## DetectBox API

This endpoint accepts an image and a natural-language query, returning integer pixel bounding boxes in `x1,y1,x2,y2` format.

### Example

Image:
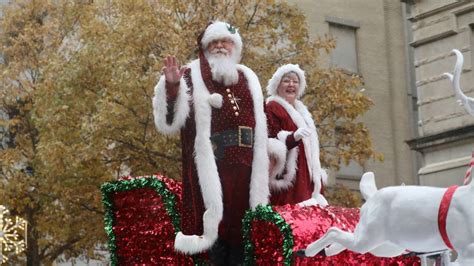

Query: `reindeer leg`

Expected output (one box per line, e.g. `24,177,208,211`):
368,242,405,257
305,227,342,257
325,243,346,256
328,228,386,255
327,241,406,258
306,227,384,257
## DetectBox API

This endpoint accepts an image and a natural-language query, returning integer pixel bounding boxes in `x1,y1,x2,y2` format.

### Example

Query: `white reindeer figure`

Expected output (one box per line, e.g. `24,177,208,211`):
301,48,474,265
302,172,474,265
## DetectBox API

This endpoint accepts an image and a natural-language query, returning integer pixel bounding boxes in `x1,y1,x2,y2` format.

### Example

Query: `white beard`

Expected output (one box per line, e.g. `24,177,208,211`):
205,49,239,86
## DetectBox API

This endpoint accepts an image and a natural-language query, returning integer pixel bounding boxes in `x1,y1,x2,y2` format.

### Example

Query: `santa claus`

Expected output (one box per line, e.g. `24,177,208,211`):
266,64,328,206
152,21,285,264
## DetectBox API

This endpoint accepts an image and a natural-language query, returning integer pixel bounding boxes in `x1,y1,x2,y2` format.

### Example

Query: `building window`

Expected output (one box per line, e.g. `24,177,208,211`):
327,16,360,74
471,24,473,71
327,17,362,185
333,125,365,187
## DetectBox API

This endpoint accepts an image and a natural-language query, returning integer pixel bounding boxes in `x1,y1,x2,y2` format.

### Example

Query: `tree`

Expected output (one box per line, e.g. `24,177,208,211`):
0,0,380,263
0,1,108,263
325,184,363,208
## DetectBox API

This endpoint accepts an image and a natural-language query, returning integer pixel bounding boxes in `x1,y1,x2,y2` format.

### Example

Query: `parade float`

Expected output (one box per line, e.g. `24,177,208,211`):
100,50,472,265
101,174,420,265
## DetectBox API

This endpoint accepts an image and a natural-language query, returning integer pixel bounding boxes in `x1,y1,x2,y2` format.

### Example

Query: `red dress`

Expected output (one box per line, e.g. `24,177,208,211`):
266,100,315,205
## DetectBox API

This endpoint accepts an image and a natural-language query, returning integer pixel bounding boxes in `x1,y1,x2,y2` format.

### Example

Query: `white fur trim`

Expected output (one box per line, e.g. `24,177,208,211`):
152,75,191,135
276,130,293,142
267,138,287,182
269,130,298,191
174,232,215,255
208,93,223,109
266,64,306,98
266,96,325,198
173,60,223,254
172,60,269,254
320,168,328,185
201,21,243,61
237,64,270,209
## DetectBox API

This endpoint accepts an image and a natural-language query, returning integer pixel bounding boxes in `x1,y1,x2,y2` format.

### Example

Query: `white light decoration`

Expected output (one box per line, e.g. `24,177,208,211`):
0,205,27,263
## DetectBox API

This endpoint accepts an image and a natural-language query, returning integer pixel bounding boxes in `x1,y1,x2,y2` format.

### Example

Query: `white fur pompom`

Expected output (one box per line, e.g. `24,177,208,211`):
208,93,223,109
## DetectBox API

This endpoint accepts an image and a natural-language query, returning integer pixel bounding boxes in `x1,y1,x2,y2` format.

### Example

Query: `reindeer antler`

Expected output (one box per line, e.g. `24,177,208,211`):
443,49,474,116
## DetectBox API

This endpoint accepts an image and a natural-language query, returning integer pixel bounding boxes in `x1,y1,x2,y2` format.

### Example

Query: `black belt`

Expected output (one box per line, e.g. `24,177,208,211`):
210,126,253,160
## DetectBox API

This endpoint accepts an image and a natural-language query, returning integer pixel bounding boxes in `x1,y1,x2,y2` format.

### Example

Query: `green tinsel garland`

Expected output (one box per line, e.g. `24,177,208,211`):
242,205,294,266
100,176,181,265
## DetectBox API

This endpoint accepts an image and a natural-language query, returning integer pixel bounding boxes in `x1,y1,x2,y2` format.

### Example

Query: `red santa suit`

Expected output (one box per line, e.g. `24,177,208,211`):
265,64,327,206
152,21,285,255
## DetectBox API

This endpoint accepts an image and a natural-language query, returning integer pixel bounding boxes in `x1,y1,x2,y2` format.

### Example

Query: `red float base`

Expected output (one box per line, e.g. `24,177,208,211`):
244,204,420,265
101,175,420,265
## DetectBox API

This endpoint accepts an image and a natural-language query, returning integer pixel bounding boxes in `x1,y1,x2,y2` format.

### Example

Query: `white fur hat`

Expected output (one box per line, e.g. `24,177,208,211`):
200,21,243,59
266,64,306,98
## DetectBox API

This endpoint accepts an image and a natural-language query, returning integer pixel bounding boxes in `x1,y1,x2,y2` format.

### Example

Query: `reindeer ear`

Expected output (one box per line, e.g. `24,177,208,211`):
360,172,377,200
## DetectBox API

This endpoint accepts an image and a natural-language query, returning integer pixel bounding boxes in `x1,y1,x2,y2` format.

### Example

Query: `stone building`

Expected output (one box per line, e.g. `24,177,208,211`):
404,0,474,187
289,0,418,189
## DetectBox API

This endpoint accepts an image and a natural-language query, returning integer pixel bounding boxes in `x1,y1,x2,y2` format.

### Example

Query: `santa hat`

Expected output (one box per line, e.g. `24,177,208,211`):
266,64,307,98
200,21,243,60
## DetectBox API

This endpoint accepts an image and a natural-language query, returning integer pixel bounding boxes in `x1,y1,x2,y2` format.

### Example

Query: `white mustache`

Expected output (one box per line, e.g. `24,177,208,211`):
210,48,229,55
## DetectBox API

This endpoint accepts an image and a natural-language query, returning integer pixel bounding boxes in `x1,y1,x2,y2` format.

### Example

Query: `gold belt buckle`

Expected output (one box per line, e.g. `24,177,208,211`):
238,126,253,148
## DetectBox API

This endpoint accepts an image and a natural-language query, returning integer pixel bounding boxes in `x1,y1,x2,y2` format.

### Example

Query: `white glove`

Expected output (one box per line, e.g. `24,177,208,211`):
294,127,311,141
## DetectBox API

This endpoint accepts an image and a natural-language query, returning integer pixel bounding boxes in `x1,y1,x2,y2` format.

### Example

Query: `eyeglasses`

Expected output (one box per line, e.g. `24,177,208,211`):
281,79,299,84
209,38,234,46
